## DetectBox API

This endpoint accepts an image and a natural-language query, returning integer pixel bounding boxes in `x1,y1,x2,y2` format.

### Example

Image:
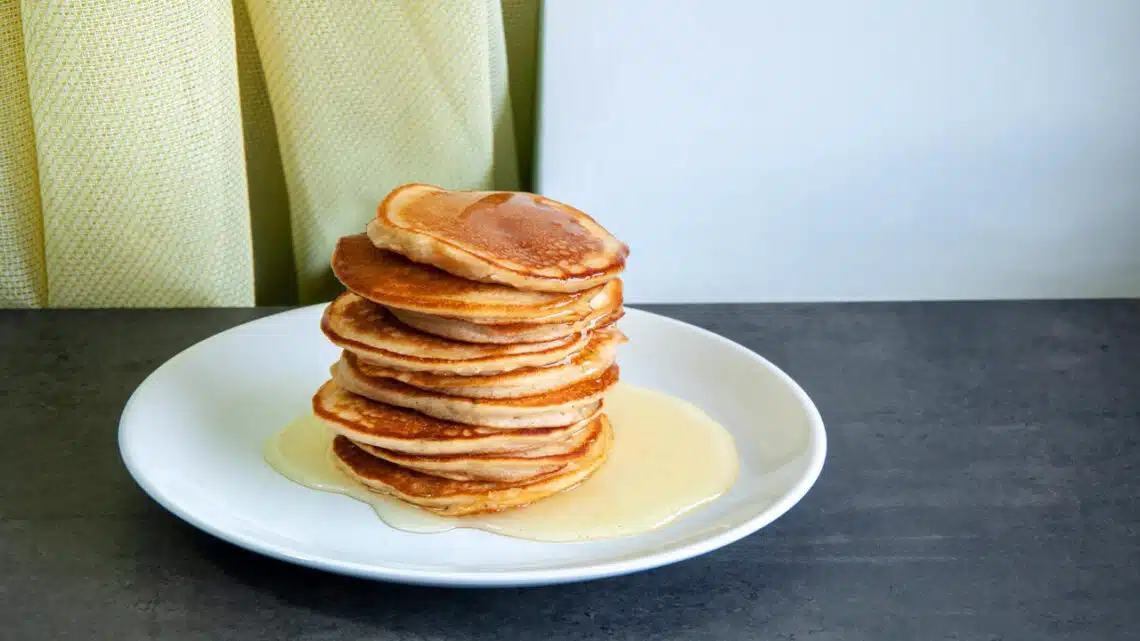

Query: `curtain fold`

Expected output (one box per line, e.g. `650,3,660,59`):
0,1,46,307
0,0,537,308
243,0,520,303
501,0,539,191
233,0,296,306
20,0,255,307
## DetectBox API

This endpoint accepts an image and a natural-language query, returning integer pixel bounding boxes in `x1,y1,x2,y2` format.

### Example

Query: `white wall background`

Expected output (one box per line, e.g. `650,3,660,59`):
535,0,1140,303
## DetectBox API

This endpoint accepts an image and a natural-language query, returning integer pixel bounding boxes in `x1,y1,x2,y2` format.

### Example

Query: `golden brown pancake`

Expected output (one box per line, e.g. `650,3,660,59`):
390,300,625,345
352,327,627,398
332,352,619,428
367,184,629,293
332,415,612,516
312,380,595,455
332,234,614,323
355,414,603,482
321,293,590,374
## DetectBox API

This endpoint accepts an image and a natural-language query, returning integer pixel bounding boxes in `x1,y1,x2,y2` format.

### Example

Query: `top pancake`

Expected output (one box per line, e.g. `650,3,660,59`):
366,184,629,292
333,234,617,323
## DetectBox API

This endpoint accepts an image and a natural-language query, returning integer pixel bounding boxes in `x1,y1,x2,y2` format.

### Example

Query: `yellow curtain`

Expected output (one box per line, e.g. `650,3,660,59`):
0,0,538,307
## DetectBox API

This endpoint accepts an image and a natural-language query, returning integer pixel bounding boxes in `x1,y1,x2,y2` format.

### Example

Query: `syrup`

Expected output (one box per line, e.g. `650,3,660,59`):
264,383,739,542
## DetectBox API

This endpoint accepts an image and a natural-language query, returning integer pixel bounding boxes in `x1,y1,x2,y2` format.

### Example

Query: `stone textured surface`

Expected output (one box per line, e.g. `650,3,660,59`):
1,301,1138,640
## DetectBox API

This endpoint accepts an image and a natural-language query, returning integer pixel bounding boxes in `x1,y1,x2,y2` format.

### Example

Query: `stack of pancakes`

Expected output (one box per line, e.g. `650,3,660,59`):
312,184,629,516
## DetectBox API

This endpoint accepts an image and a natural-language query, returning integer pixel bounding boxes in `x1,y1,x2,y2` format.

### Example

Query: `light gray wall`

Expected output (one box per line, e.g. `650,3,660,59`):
536,0,1140,302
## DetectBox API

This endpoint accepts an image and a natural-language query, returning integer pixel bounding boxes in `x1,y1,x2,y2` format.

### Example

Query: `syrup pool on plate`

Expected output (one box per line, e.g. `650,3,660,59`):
265,383,739,542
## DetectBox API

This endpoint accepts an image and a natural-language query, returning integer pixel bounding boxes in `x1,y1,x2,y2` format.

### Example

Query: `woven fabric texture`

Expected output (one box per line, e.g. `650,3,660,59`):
1,0,534,307
1,1,46,306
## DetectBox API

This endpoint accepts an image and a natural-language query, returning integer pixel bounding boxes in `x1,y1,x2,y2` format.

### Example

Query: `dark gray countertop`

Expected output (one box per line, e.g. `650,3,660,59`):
2,301,1138,640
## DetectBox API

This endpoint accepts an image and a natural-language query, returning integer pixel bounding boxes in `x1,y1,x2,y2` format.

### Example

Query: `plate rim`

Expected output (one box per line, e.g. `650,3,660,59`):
118,304,827,587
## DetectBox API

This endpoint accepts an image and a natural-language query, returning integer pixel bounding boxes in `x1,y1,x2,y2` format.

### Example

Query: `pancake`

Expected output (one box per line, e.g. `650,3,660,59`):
354,414,603,482
332,415,612,515
367,184,629,292
332,352,619,428
322,293,590,374
390,300,624,345
312,380,595,455
333,234,615,323
351,327,627,398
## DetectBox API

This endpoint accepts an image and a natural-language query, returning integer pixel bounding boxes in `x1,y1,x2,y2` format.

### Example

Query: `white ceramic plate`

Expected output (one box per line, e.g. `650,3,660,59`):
119,305,826,587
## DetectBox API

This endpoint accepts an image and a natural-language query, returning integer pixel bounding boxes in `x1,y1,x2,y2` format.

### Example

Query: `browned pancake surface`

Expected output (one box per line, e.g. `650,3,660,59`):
341,352,619,408
312,380,593,453
351,327,625,398
360,420,595,464
331,415,612,514
321,293,589,373
355,415,603,482
377,185,627,280
390,297,624,344
332,234,602,321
